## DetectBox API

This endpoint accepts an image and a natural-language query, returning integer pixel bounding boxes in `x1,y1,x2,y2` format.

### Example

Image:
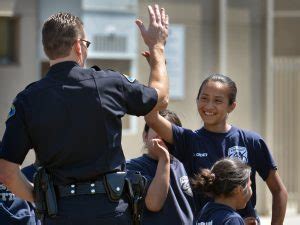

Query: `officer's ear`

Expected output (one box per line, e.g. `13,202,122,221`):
74,39,82,55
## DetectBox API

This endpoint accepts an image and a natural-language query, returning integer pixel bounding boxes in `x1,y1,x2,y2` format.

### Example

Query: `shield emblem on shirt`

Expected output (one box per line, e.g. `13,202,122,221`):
179,176,193,197
227,146,248,163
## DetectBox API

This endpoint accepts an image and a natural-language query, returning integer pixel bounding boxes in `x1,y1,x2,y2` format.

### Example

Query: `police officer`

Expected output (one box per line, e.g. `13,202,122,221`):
0,4,169,225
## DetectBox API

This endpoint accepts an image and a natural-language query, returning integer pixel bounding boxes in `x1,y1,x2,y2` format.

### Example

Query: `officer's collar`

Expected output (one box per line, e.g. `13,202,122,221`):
47,61,80,74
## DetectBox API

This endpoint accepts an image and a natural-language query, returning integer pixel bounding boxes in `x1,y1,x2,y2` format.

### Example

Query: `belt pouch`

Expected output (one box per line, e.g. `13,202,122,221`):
104,171,126,202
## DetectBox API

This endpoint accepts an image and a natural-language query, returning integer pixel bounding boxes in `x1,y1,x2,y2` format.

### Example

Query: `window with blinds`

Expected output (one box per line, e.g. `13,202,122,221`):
93,34,127,53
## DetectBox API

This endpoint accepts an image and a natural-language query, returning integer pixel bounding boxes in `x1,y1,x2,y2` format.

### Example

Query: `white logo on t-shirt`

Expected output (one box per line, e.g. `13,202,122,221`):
193,152,208,158
228,146,248,163
179,176,193,197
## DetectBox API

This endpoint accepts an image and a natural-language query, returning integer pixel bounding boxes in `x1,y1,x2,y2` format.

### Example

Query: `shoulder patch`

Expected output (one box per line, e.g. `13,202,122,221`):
122,73,136,83
7,104,16,120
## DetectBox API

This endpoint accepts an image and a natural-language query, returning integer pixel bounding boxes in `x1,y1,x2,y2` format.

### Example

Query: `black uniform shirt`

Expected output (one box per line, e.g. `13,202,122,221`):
0,61,157,185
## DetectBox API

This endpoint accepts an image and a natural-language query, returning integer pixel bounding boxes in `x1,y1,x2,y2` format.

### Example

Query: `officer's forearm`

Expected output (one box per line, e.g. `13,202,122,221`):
0,159,34,202
13,172,34,203
148,46,169,111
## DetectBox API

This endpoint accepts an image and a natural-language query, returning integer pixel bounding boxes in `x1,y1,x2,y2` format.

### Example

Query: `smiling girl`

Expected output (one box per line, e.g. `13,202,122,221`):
145,74,287,225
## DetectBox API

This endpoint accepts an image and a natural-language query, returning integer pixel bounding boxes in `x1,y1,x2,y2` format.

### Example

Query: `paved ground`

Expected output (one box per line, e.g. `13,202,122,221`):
260,214,300,225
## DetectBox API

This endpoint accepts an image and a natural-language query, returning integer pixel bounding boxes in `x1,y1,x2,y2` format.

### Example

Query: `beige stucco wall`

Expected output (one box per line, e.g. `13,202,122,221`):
0,0,38,166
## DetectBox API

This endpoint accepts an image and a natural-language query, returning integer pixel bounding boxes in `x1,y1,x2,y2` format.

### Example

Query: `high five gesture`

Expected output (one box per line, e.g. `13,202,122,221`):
136,5,169,49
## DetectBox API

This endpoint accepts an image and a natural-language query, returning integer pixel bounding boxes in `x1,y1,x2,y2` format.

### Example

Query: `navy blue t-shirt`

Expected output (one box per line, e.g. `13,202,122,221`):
194,202,245,225
126,154,195,225
172,125,277,218
0,164,40,225
0,61,157,185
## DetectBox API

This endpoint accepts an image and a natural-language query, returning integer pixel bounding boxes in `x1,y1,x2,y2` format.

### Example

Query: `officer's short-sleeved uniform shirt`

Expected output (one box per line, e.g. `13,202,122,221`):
126,154,195,225
0,164,40,225
194,202,245,225
172,125,277,218
0,61,157,185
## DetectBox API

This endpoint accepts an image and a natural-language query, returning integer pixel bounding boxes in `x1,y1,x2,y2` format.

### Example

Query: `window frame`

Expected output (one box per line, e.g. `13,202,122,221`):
0,16,20,65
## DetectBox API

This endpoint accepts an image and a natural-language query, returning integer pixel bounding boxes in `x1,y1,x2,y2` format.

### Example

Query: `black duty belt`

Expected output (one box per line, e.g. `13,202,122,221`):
57,180,106,197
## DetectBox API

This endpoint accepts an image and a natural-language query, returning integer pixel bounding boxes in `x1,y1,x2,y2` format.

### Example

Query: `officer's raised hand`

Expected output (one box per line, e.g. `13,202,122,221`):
136,4,169,50
136,4,169,113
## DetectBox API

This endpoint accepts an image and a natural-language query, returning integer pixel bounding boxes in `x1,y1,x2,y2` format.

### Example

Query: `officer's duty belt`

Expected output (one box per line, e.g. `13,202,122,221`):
57,180,105,197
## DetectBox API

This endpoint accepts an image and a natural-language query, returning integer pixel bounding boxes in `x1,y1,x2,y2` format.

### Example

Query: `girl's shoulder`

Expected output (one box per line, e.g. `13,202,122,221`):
223,211,245,225
230,126,263,141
